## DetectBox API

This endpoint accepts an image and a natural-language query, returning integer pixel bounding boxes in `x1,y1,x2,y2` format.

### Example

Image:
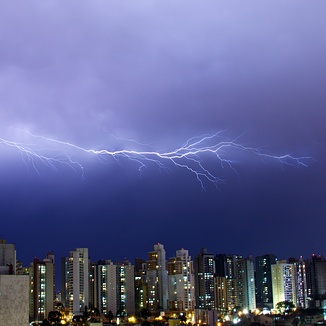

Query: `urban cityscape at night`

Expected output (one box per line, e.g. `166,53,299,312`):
1,1,326,325
2,239,326,326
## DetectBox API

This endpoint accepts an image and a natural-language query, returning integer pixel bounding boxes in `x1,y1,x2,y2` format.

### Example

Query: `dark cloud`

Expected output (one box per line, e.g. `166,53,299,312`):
1,1,326,268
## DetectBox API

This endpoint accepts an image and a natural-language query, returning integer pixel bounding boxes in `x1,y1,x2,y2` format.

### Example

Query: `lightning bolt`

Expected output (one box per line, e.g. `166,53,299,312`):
0,130,311,189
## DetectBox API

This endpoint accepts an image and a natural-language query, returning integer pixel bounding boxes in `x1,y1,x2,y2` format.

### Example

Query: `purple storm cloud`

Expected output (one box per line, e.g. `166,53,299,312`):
0,1,325,266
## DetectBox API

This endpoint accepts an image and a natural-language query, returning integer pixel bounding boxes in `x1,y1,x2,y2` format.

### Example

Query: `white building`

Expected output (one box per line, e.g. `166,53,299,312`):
96,259,135,316
29,253,55,321
146,243,169,311
167,248,195,311
236,257,256,312
66,248,89,314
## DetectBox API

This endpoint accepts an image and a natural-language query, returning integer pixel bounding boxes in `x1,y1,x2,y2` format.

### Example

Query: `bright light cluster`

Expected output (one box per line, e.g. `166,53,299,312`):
0,130,310,189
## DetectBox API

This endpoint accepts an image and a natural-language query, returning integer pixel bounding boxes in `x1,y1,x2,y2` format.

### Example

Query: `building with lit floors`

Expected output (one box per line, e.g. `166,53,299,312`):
235,256,256,312
215,254,239,311
215,254,256,312
91,259,135,316
29,253,55,321
194,248,215,309
271,260,295,309
146,243,169,312
291,257,308,308
214,276,228,315
118,260,135,316
167,248,195,311
62,248,89,314
255,254,277,309
134,258,147,312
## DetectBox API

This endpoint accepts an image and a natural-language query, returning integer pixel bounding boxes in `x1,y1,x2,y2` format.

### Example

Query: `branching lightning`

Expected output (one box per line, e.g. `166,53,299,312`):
0,130,311,189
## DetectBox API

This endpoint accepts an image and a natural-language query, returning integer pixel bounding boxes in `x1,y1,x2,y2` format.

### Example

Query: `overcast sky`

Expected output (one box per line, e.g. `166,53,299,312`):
1,1,326,269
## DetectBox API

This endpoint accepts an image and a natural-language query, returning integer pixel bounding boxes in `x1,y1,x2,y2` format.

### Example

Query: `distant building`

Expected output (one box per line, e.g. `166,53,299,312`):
215,254,256,311
61,256,69,307
292,257,308,308
134,258,147,312
0,239,16,275
271,260,295,309
194,248,215,309
214,276,228,314
92,259,135,316
255,254,277,309
215,254,239,310
311,255,326,299
146,243,169,311
117,260,135,316
167,248,195,311
305,254,326,307
29,252,55,321
62,248,89,314
236,256,256,311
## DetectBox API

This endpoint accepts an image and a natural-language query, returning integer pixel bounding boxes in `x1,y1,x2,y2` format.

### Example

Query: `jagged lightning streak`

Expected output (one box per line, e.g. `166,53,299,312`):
0,130,311,189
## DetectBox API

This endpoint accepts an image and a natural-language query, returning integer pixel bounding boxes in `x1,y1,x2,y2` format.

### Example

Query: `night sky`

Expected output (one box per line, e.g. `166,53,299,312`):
1,1,326,270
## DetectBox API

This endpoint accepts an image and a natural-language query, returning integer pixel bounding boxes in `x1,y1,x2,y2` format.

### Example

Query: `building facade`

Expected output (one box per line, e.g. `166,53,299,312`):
63,248,89,314
29,253,55,321
271,260,295,309
146,243,169,312
167,248,195,311
255,254,277,309
194,248,215,309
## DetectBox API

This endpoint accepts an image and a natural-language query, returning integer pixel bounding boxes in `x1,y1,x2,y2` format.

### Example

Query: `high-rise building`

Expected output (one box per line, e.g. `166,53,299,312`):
118,260,135,316
63,248,89,314
215,254,256,312
0,239,16,275
194,248,215,309
94,259,135,316
167,248,195,311
89,261,98,311
29,253,55,321
135,258,147,312
215,254,238,310
61,256,69,307
311,255,326,300
146,243,169,312
271,260,295,309
255,254,277,309
235,256,256,312
292,257,308,308
214,276,228,315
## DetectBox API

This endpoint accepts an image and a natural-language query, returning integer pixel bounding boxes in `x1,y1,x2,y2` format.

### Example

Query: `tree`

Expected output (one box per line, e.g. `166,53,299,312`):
140,308,151,320
72,314,87,326
276,301,296,314
105,310,114,322
42,319,51,326
48,310,62,324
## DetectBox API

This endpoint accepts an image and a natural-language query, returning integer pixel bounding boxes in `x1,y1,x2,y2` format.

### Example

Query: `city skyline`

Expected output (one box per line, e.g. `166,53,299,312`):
3,239,326,324
8,238,326,275
1,1,326,266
